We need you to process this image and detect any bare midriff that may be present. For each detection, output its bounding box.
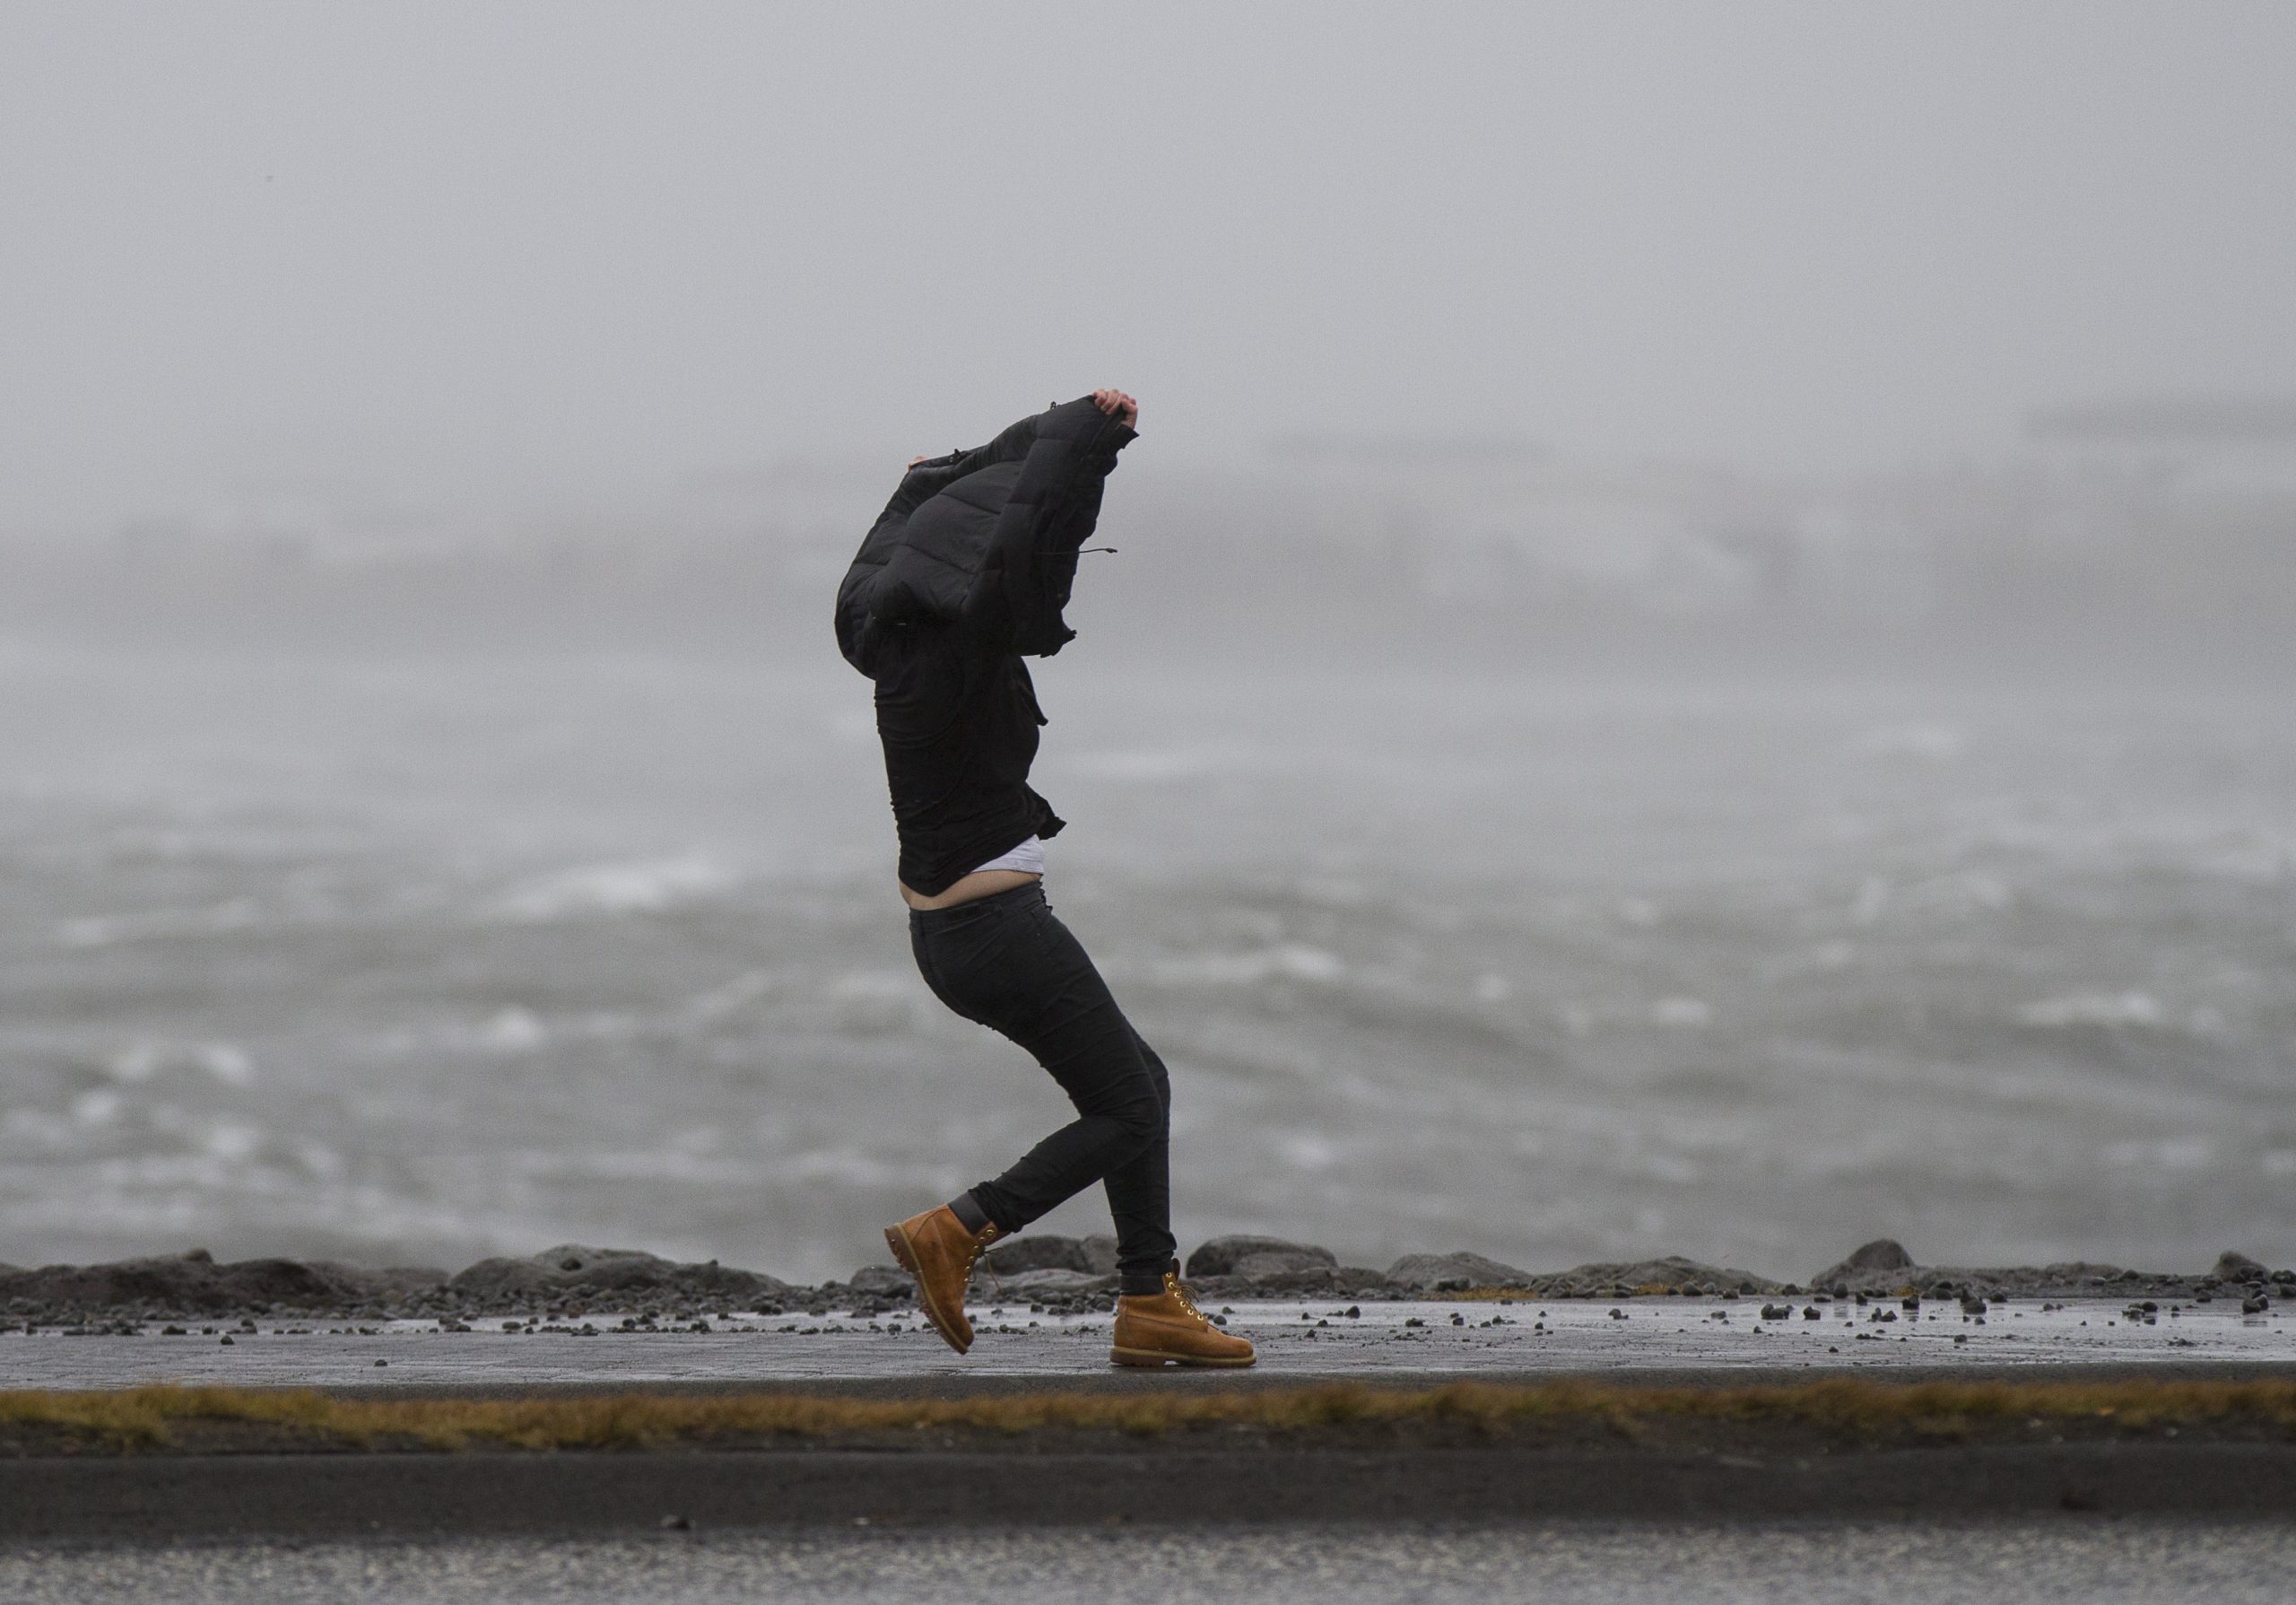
[899,868,1042,911]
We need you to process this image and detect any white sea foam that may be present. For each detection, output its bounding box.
[58,899,260,947]
[678,969,777,1025]
[104,1040,256,1086]
[1275,1132,1342,1171]
[196,1044,255,1085]
[484,855,739,921]
[470,1007,547,1054]
[200,1121,264,1163]
[2100,1136,2215,1171]
[1152,944,1344,986]
[1808,938,1857,971]
[534,1150,769,1186]
[819,970,935,1034]
[2016,991,2165,1030]
[71,1089,122,1125]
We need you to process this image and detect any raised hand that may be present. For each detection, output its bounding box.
[1091,388,1139,430]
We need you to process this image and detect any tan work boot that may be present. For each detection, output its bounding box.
[1110,1261,1257,1367]
[883,1204,1002,1355]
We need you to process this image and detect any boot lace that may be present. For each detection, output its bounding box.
[1164,1268,1213,1329]
[963,1224,1004,1297]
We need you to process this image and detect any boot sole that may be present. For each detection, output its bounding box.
[883,1225,970,1356]
[1109,1345,1257,1368]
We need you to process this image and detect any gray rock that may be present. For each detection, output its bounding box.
[1535,1256,1781,1296]
[2214,1251,2268,1280]
[1811,1239,1914,1287]
[448,1244,788,1302]
[1227,1250,1332,1281]
[981,1234,1121,1277]
[984,1268,1118,1295]
[1185,1236,1336,1278]
[844,1266,912,1296]
[1801,1253,2183,1300]
[0,1249,447,1315]
[1384,1252,1533,1291]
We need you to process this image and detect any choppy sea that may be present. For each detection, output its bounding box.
[1,641,2288,1285]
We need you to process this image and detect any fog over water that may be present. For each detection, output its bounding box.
[1,4,2292,1283]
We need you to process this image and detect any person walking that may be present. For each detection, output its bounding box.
[834,388,1253,1368]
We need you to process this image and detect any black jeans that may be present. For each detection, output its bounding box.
[908,881,1174,1295]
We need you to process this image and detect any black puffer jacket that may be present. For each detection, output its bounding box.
[837,396,1136,673]
[836,397,1135,894]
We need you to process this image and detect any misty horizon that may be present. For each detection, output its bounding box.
[5,3,2295,539]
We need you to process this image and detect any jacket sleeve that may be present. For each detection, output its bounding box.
[876,410,1047,518]
[961,398,1135,655]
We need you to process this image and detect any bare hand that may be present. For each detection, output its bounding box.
[1091,388,1139,430]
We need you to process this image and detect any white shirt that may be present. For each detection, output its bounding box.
[968,835,1045,877]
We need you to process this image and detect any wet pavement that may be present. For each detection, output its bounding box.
[7,1295,2291,1392]
[5,1518,2295,1603]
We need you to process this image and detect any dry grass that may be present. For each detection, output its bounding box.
[4,1377,2295,1455]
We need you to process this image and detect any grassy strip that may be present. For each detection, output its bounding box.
[4,1378,2296,1454]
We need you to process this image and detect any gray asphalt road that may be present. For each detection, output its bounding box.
[8,1296,2288,1392]
[5,1519,2293,1603]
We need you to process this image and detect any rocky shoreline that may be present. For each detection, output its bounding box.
[3,1235,2289,1330]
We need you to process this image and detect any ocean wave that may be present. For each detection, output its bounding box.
[518,1149,775,1186]
[785,1145,927,1188]
[366,1007,653,1059]
[58,900,261,948]
[812,970,939,1034]
[2100,1136,2216,1171]
[105,1040,257,1086]
[676,969,778,1026]
[1851,871,2010,926]
[1648,997,1713,1028]
[2015,991,2166,1030]
[1274,1131,1344,1172]
[460,1007,548,1054]
[482,855,741,922]
[1150,944,1345,987]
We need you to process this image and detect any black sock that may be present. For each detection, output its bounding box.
[1118,1259,1173,1298]
[948,1191,991,1234]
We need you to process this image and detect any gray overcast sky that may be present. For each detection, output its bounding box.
[3,2,2292,534]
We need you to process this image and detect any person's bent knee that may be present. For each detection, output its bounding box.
[1104,1086,1166,1155]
